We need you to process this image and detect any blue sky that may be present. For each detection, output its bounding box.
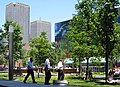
[0,0,78,42]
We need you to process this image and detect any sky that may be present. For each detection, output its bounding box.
[0,0,78,42]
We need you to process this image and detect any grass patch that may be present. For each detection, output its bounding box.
[0,73,120,87]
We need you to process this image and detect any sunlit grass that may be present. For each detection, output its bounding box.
[0,72,120,87]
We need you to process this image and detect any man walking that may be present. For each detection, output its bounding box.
[44,56,52,85]
[57,59,64,80]
[23,57,37,83]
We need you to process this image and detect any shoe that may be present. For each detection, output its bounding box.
[23,81,26,83]
[33,82,37,84]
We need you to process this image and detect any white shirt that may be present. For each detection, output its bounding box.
[44,58,51,69]
[58,61,63,70]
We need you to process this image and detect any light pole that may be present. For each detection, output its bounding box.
[8,2,16,80]
[9,25,14,80]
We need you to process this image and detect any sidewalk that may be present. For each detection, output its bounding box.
[0,79,74,87]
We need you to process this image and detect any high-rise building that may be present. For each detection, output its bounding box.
[30,20,51,42]
[6,2,30,43]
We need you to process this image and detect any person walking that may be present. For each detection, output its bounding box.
[57,59,64,80]
[44,56,52,85]
[23,57,37,84]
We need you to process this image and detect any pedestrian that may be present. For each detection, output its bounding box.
[44,56,52,85]
[57,59,64,80]
[23,57,37,84]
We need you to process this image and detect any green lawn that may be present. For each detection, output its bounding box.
[0,73,120,87]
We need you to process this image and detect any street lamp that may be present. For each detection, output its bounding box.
[8,2,16,80]
[8,25,14,80]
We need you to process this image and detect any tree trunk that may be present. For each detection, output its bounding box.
[86,57,89,80]
[78,60,82,76]
[105,48,109,83]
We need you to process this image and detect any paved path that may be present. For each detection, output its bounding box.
[0,79,75,87]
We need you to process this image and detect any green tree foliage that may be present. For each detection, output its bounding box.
[66,0,101,76]
[95,0,119,81]
[2,21,23,61]
[20,48,28,66]
[0,28,8,64]
[51,42,60,65]
[67,0,120,80]
[67,0,101,59]
[0,28,5,55]
[108,23,120,68]
[29,32,52,66]
[51,42,67,65]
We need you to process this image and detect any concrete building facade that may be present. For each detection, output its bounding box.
[30,20,51,42]
[6,2,30,43]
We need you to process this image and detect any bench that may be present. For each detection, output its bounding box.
[13,69,27,76]
[63,69,78,74]
[13,68,41,76]
[54,68,79,74]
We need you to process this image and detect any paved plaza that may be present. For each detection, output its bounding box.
[0,79,75,87]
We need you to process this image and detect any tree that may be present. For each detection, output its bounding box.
[2,21,23,62]
[95,0,119,82]
[66,0,101,79]
[51,42,61,65]
[109,23,120,66]
[20,48,28,66]
[29,32,52,66]
[51,41,70,65]
[0,28,6,55]
[0,27,9,65]
[67,0,120,81]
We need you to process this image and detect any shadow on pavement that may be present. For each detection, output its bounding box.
[0,85,8,87]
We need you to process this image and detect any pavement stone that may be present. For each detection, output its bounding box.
[0,79,75,87]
